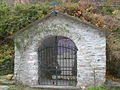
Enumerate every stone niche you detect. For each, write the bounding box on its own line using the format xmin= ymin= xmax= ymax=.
xmin=13 ymin=12 xmax=106 ymax=89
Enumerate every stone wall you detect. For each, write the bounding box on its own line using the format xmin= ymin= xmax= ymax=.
xmin=14 ymin=14 xmax=106 ymax=88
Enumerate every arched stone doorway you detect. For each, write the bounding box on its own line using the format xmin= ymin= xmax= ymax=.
xmin=38 ymin=36 xmax=78 ymax=86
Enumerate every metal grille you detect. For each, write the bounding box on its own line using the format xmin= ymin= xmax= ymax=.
xmin=38 ymin=36 xmax=77 ymax=86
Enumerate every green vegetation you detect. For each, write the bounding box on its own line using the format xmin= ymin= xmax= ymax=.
xmin=0 ymin=1 xmax=120 ymax=79
xmin=0 ymin=2 xmax=51 ymax=75
xmin=0 ymin=57 xmax=14 ymax=75
xmin=89 ymin=86 xmax=120 ymax=90
xmin=89 ymin=86 xmax=108 ymax=90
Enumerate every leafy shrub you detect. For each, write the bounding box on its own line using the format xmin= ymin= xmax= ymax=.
xmin=0 ymin=2 xmax=51 ymax=38
xmin=0 ymin=45 xmax=14 ymax=63
xmin=0 ymin=2 xmax=51 ymax=75
xmin=0 ymin=57 xmax=14 ymax=75
xmin=115 ymin=26 xmax=120 ymax=37
xmin=101 ymin=5 xmax=115 ymax=15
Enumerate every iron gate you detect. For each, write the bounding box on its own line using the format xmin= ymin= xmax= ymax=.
xmin=38 ymin=36 xmax=77 ymax=86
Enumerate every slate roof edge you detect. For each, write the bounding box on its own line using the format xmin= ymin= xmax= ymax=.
xmin=10 ymin=11 xmax=108 ymax=39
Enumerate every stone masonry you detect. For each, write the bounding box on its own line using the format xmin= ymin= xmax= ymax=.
xmin=14 ymin=12 xmax=106 ymax=88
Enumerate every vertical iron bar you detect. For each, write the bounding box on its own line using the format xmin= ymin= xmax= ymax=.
xmin=43 ymin=47 xmax=47 ymax=85
xmin=65 ymin=44 xmax=67 ymax=86
xmin=44 ymin=48 xmax=46 ymax=85
xmin=47 ymin=47 xmax=49 ymax=85
xmin=41 ymin=49 xmax=43 ymax=85
xmin=71 ymin=45 xmax=73 ymax=77
xmin=55 ymin=36 xmax=58 ymax=86
xmin=62 ymin=44 xmax=64 ymax=86
xmin=46 ymin=48 xmax=48 ymax=85
xmin=42 ymin=48 xmax=43 ymax=85
xmin=38 ymin=49 xmax=39 ymax=85
xmin=39 ymin=49 xmax=42 ymax=84
xmin=68 ymin=45 xmax=71 ymax=86
xmin=72 ymin=45 xmax=74 ymax=85
xmin=64 ymin=44 xmax=67 ymax=85
xmin=73 ymin=47 xmax=75 ymax=84
xmin=52 ymin=46 xmax=54 ymax=85
xmin=40 ymin=48 xmax=42 ymax=85
xmin=60 ymin=42 xmax=61 ymax=86
xmin=65 ymin=43 xmax=66 ymax=86
xmin=48 ymin=47 xmax=51 ymax=84
xmin=65 ymin=44 xmax=69 ymax=86
xmin=49 ymin=47 xmax=51 ymax=85
xmin=75 ymin=48 xmax=77 ymax=86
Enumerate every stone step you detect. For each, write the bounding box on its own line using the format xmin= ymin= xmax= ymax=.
xmin=31 ymin=85 xmax=80 ymax=90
